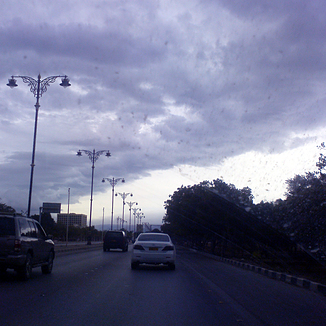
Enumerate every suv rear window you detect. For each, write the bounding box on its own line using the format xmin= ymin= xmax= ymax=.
xmin=18 ymin=218 xmax=30 ymax=236
xmin=0 ymin=216 xmax=15 ymax=236
xmin=106 ymin=232 xmax=123 ymax=238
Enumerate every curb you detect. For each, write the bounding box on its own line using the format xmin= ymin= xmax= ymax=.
xmin=191 ymin=249 xmax=326 ymax=296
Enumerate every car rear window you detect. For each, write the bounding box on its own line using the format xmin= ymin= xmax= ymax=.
xmin=0 ymin=217 xmax=15 ymax=236
xmin=138 ymin=234 xmax=170 ymax=242
xmin=106 ymin=232 xmax=123 ymax=238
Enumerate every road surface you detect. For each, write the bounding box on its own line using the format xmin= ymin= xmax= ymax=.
xmin=1 ymin=245 xmax=325 ymax=325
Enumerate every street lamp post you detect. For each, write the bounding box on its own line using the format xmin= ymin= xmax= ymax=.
xmin=132 ymin=207 xmax=141 ymax=236
xmin=102 ymin=207 xmax=105 ymax=242
xmin=102 ymin=177 xmax=125 ymax=230
xmin=38 ymin=207 xmax=44 ymax=225
xmin=138 ymin=212 xmax=145 ymax=233
xmin=7 ymin=74 xmax=71 ymax=217
xmin=126 ymin=201 xmax=138 ymax=231
xmin=66 ymin=187 xmax=70 ymax=247
xmin=122 ymin=218 xmax=128 ymax=230
xmin=137 ymin=212 xmax=145 ymax=224
xmin=77 ymin=149 xmax=111 ymax=244
xmin=116 ymin=192 xmax=133 ymax=230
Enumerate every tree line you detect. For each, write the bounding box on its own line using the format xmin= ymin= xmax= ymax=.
xmin=252 ymin=143 xmax=326 ymax=257
xmin=162 ymin=145 xmax=326 ymax=279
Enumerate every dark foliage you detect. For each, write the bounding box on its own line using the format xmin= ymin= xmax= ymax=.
xmin=31 ymin=212 xmax=56 ymax=235
xmin=0 ymin=202 xmax=16 ymax=214
xmin=163 ymin=177 xmax=326 ymax=278
xmin=257 ymin=173 xmax=326 ymax=251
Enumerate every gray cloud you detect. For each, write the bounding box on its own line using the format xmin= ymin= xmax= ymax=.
xmin=0 ymin=0 xmax=325 ymax=218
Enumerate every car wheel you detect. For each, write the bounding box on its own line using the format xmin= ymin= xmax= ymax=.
xmin=169 ymin=263 xmax=176 ymax=270
xmin=42 ymin=251 xmax=54 ymax=274
xmin=18 ymin=253 xmax=33 ymax=280
xmin=131 ymin=262 xmax=138 ymax=270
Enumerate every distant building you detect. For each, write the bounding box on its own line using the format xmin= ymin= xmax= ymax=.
xmin=57 ymin=213 xmax=87 ymax=227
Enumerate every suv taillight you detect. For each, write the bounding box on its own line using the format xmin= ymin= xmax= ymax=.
xmin=14 ymin=239 xmax=21 ymax=252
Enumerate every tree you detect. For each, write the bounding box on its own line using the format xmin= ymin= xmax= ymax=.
xmin=253 ymin=144 xmax=326 ymax=252
xmin=31 ymin=213 xmax=56 ymax=235
xmin=163 ymin=179 xmax=255 ymax=238
xmin=316 ymin=142 xmax=326 ymax=179
xmin=0 ymin=201 xmax=16 ymax=214
xmin=280 ymin=172 xmax=326 ymax=249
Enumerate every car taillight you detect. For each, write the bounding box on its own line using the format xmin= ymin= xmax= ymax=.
xmin=133 ymin=244 xmax=145 ymax=251
xmin=162 ymin=245 xmax=174 ymax=251
xmin=14 ymin=239 xmax=21 ymax=252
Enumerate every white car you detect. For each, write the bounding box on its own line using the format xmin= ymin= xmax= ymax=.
xmin=131 ymin=233 xmax=176 ymax=270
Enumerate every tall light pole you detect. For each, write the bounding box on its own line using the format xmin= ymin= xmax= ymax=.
xmin=137 ymin=212 xmax=145 ymax=233
xmin=137 ymin=212 xmax=145 ymax=224
xmin=116 ymin=192 xmax=132 ymax=230
xmin=102 ymin=207 xmax=105 ymax=242
xmin=121 ymin=217 xmax=128 ymax=230
xmin=126 ymin=201 xmax=138 ymax=231
xmin=7 ymin=74 xmax=71 ymax=217
xmin=132 ymin=207 xmax=141 ymax=237
xmin=77 ymin=149 xmax=111 ymax=244
xmin=102 ymin=177 xmax=125 ymax=230
xmin=117 ymin=216 xmax=122 ymax=230
xmin=66 ymin=188 xmax=70 ymax=247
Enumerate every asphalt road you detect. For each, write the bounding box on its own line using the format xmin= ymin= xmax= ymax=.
xmin=1 ymin=245 xmax=326 ymax=326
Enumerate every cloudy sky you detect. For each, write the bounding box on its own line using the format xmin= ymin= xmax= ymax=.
xmin=1 ymin=0 xmax=325 ymax=227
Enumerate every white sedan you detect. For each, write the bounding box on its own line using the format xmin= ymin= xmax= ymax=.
xmin=131 ymin=233 xmax=176 ymax=270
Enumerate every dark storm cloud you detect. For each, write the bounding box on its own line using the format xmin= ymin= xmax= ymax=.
xmin=0 ymin=0 xmax=326 ymax=215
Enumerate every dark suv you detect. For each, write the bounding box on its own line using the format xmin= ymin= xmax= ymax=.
xmin=103 ymin=231 xmax=128 ymax=252
xmin=0 ymin=213 xmax=55 ymax=280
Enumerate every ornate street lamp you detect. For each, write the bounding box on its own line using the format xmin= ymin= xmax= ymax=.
xmin=126 ymin=201 xmax=138 ymax=231
xmin=102 ymin=177 xmax=125 ymax=230
xmin=102 ymin=207 xmax=105 ymax=242
xmin=138 ymin=212 xmax=145 ymax=233
xmin=7 ymin=74 xmax=71 ymax=217
xmin=135 ymin=211 xmax=145 ymax=233
xmin=77 ymin=149 xmax=111 ymax=244
xmin=132 ymin=207 xmax=141 ymax=237
xmin=66 ymin=188 xmax=71 ymax=247
xmin=117 ymin=216 xmax=122 ymax=230
xmin=116 ymin=192 xmax=133 ymax=230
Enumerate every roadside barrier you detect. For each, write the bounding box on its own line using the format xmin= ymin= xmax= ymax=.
xmin=55 ymin=242 xmax=102 ymax=253
xmin=190 ymin=249 xmax=326 ymax=296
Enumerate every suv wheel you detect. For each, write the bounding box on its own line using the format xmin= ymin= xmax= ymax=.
xmin=131 ymin=262 xmax=139 ymax=270
xmin=169 ymin=263 xmax=176 ymax=270
xmin=42 ymin=251 xmax=54 ymax=274
xmin=18 ymin=253 xmax=33 ymax=280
